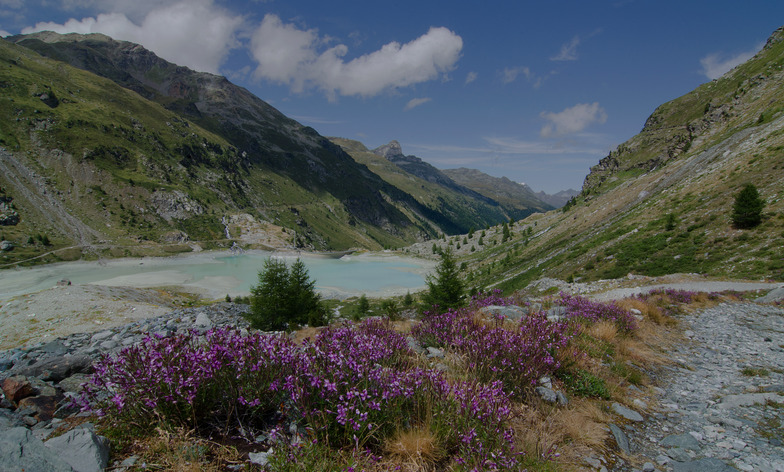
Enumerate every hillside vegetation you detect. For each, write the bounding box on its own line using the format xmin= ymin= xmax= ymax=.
xmin=0 ymin=33 xmax=549 ymax=266
xmin=407 ymin=27 xmax=784 ymax=290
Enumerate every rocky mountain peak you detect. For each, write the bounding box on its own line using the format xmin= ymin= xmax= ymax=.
xmin=372 ymin=140 xmax=404 ymax=159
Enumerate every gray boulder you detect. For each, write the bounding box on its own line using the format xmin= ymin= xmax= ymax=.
xmin=1 ymin=240 xmax=14 ymax=251
xmin=611 ymin=402 xmax=644 ymax=422
xmin=45 ymin=428 xmax=110 ymax=472
xmin=478 ymin=305 xmax=526 ymax=320
xmin=535 ymin=386 xmax=558 ymax=403
xmin=15 ymin=354 xmax=94 ymax=382
xmin=609 ymin=423 xmax=630 ymax=454
xmin=755 ymin=286 xmax=784 ymax=303
xmin=0 ymin=427 xmax=74 ymax=472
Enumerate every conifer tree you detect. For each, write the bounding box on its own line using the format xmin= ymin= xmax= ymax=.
xmin=421 ymin=247 xmax=464 ymax=313
xmin=732 ymin=183 xmax=765 ymax=229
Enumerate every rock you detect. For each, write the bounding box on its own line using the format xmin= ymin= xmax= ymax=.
xmin=56 ymin=279 xmax=72 ymax=286
xmin=406 ymin=336 xmax=426 ymax=355
xmin=0 ymin=427 xmax=74 ymax=472
xmin=479 ymin=305 xmax=526 ymax=320
xmin=426 ymin=347 xmax=444 ymax=359
xmin=671 ymin=458 xmax=736 ymax=472
xmin=45 ymin=428 xmax=110 ymax=472
xmin=539 ymin=376 xmax=553 ymax=389
xmin=195 ymin=312 xmax=212 ymax=328
xmin=718 ymin=392 xmax=783 ymax=408
xmin=17 ymin=393 xmax=62 ymax=422
xmin=546 ymin=305 xmax=567 ymax=321
xmin=642 ymin=462 xmax=656 ymax=472
xmin=755 ymin=286 xmax=784 ymax=303
xmin=58 ymin=374 xmax=90 ymax=393
xmin=535 ymin=386 xmax=558 ymax=403
xmin=660 ymin=433 xmax=701 ymax=451
xmin=248 ymin=448 xmax=273 ymax=466
xmin=1 ymin=375 xmax=35 ymax=405
xmin=609 ymin=423 xmax=630 ymax=454
xmin=0 ymin=358 xmax=13 ymax=372
xmin=666 ymin=447 xmax=692 ymax=462
xmin=1 ymin=240 xmax=14 ymax=251
xmin=15 ymin=354 xmax=94 ymax=382
xmin=611 ymin=402 xmax=644 ymax=422
xmin=556 ymin=391 xmax=569 ymax=406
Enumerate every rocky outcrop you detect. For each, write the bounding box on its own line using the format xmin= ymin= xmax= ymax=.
xmin=0 ymin=195 xmax=20 ymax=226
xmin=150 ymin=190 xmax=204 ymax=222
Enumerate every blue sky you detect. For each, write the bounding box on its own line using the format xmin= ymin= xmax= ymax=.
xmin=2 ymin=1 xmax=783 ymax=193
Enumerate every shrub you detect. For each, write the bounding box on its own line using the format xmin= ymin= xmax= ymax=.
xmin=732 ymin=183 xmax=765 ymax=229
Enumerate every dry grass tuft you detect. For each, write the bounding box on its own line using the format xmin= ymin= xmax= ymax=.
xmin=616 ymin=298 xmax=674 ymax=326
xmin=553 ymin=400 xmax=611 ymax=450
xmin=588 ymin=321 xmax=618 ymax=342
xmin=292 ymin=326 xmax=323 ymax=344
xmin=127 ymin=428 xmax=243 ymax=472
xmin=382 ymin=426 xmax=444 ymax=470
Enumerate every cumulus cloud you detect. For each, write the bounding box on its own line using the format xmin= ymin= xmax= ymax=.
xmin=404 ymin=97 xmax=431 ymax=110
xmin=21 ymin=0 xmax=243 ymax=73
xmin=551 ymin=35 xmax=580 ymax=61
xmin=0 ymin=29 xmax=10 ymax=37
xmin=465 ymin=71 xmax=477 ymax=84
xmin=700 ymin=44 xmax=762 ymax=80
xmin=501 ymin=66 xmax=530 ymax=84
xmin=250 ymin=14 xmax=463 ymax=99
xmin=540 ymin=102 xmax=607 ymax=138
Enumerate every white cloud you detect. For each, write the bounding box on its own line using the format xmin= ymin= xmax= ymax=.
xmin=0 ymin=29 xmax=10 ymax=37
xmin=501 ymin=66 xmax=530 ymax=84
xmin=700 ymin=43 xmax=762 ymax=80
xmin=465 ymin=71 xmax=477 ymax=84
xmin=249 ymin=15 xmax=463 ymax=99
xmin=551 ymin=35 xmax=580 ymax=61
xmin=404 ymin=97 xmax=431 ymax=111
xmin=540 ymin=102 xmax=607 ymax=137
xmin=21 ymin=0 xmax=243 ymax=73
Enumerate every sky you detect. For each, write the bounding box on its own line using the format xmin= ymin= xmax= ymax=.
xmin=2 ymin=1 xmax=783 ymax=193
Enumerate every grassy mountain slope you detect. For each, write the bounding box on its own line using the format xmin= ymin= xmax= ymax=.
xmin=441 ymin=167 xmax=554 ymax=217
xmin=0 ymin=36 xmax=434 ymax=265
xmin=331 ymin=138 xmax=546 ymax=234
xmin=408 ymin=27 xmax=784 ymax=289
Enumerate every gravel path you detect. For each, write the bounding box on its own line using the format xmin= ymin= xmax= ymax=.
xmin=611 ymin=301 xmax=784 ymax=472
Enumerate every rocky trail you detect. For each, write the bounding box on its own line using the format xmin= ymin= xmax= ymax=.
xmin=607 ymin=301 xmax=784 ymax=472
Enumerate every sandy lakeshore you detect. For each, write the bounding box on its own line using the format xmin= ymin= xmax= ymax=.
xmin=0 ymin=284 xmax=178 ymax=350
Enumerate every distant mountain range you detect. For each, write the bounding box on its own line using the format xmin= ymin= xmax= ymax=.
xmin=0 ymin=32 xmax=553 ymax=264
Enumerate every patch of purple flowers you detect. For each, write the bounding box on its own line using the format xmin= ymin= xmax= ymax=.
xmin=558 ymin=293 xmax=637 ymax=332
xmin=412 ymin=299 xmax=572 ymax=399
xmin=79 ymin=315 xmax=523 ymax=468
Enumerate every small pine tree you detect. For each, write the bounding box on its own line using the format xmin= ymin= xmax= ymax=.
xmin=403 ymin=291 xmax=414 ymax=307
xmin=732 ymin=183 xmax=765 ymax=229
xmin=421 ymin=247 xmax=464 ymax=313
xmin=357 ymin=294 xmax=370 ymax=315
xmin=665 ymin=213 xmax=677 ymax=231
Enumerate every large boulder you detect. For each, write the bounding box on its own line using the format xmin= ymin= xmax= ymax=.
xmin=15 ymin=354 xmax=94 ymax=382
xmin=45 ymin=428 xmax=110 ymax=472
xmin=0 ymin=427 xmax=74 ymax=472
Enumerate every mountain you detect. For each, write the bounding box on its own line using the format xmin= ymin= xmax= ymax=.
xmin=440 ymin=168 xmax=554 ymax=215
xmin=411 ymin=26 xmax=784 ymax=288
xmin=2 ymin=32 xmax=506 ymax=264
xmin=333 ymin=138 xmax=549 ymax=233
xmin=531 ymin=188 xmax=579 ymax=209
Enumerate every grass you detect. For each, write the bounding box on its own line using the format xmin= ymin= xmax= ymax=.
xmin=741 ymin=367 xmax=771 ymax=377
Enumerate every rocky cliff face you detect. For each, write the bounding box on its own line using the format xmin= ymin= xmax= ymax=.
xmin=581 ymin=26 xmax=784 ymax=197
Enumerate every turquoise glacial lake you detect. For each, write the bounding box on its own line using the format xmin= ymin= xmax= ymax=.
xmin=0 ymin=251 xmax=434 ymax=300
